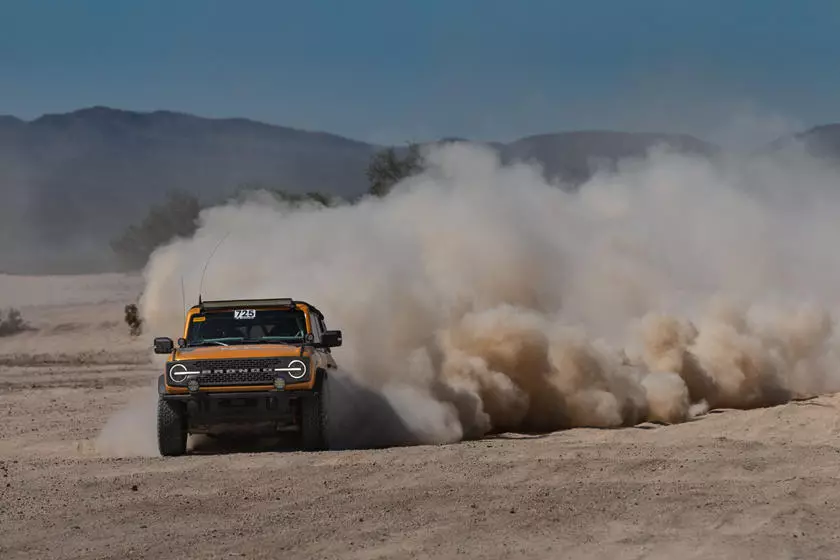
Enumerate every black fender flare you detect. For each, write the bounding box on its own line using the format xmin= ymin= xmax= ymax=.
xmin=313 ymin=368 xmax=328 ymax=392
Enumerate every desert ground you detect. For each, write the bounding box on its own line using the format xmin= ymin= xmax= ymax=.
xmin=3 ymin=273 xmax=840 ymax=559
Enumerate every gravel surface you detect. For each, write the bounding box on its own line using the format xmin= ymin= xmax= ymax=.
xmin=3 ymin=274 xmax=840 ymax=559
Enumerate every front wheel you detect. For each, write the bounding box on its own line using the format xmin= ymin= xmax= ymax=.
xmin=157 ymin=397 xmax=188 ymax=456
xmin=300 ymin=371 xmax=330 ymax=451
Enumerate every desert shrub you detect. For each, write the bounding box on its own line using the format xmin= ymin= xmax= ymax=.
xmin=124 ymin=304 xmax=142 ymax=336
xmin=0 ymin=308 xmax=29 ymax=337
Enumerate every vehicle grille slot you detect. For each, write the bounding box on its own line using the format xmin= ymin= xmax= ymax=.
xmin=186 ymin=357 xmax=290 ymax=386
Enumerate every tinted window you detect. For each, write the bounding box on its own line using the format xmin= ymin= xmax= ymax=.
xmin=186 ymin=309 xmax=308 ymax=345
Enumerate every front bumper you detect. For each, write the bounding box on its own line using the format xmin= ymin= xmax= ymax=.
xmin=157 ymin=375 xmax=317 ymax=399
xmin=157 ymin=375 xmax=319 ymax=433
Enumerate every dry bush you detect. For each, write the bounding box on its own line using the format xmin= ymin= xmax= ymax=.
xmin=0 ymin=308 xmax=30 ymax=337
xmin=124 ymin=304 xmax=142 ymax=336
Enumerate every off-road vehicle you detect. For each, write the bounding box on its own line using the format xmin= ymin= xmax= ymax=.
xmin=153 ymin=298 xmax=342 ymax=456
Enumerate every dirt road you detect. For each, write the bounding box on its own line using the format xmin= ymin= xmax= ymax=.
xmin=2 ymin=273 xmax=840 ymax=559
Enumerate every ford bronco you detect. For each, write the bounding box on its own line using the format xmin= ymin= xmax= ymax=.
xmin=153 ymin=298 xmax=342 ymax=456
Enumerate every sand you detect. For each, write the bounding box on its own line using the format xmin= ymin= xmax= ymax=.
xmin=2 ymin=273 xmax=840 ymax=559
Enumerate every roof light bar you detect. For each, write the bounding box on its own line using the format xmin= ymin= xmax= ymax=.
xmin=199 ymin=298 xmax=295 ymax=311
xmin=192 ymin=298 xmax=324 ymax=318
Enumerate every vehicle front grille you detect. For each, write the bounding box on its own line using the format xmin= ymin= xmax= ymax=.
xmin=171 ymin=357 xmax=308 ymax=386
xmin=197 ymin=369 xmax=275 ymax=386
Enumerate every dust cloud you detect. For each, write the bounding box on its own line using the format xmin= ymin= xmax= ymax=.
xmin=95 ymin=383 xmax=159 ymax=457
xmin=138 ymin=141 xmax=840 ymax=447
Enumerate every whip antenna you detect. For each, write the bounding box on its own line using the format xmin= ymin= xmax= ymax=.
xmin=180 ymin=275 xmax=187 ymax=322
xmin=198 ymin=231 xmax=230 ymax=303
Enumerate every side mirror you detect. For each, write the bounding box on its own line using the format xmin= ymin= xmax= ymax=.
xmin=320 ymin=330 xmax=342 ymax=348
xmin=154 ymin=337 xmax=174 ymax=354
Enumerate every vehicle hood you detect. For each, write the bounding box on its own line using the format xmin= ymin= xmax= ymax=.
xmin=173 ymin=344 xmax=309 ymax=361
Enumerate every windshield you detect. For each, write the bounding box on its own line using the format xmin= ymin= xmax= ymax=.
xmin=186 ymin=308 xmax=308 ymax=346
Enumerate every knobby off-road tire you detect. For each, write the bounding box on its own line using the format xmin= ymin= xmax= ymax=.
xmin=157 ymin=397 xmax=188 ymax=456
xmin=300 ymin=370 xmax=330 ymax=451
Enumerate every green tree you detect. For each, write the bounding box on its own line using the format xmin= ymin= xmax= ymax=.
xmin=366 ymin=143 xmax=424 ymax=197
xmin=262 ymin=189 xmax=341 ymax=208
xmin=110 ymin=190 xmax=201 ymax=270
xmin=231 ymin=183 xmax=342 ymax=208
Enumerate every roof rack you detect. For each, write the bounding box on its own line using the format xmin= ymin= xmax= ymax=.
xmin=194 ymin=298 xmax=324 ymax=318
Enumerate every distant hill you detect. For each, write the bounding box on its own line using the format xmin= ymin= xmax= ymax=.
xmin=0 ymin=106 xmax=721 ymax=273
xmin=498 ymin=130 xmax=718 ymax=184
xmin=763 ymin=123 xmax=840 ymax=161
xmin=0 ymin=107 xmax=377 ymax=252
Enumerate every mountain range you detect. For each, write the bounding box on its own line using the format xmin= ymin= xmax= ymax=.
xmin=1 ymin=106 xmax=838 ymax=274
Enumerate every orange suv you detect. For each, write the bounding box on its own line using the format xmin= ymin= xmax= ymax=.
xmin=153 ymin=298 xmax=342 ymax=456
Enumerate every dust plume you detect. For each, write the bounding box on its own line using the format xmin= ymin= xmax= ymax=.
xmin=95 ymin=384 xmax=159 ymax=457
xmin=138 ymin=141 xmax=840 ymax=447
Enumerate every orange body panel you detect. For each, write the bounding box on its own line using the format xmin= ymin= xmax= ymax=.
xmin=173 ymin=344 xmax=313 ymax=361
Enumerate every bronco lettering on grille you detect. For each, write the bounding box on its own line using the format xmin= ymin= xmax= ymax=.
xmin=181 ymin=357 xmax=303 ymax=386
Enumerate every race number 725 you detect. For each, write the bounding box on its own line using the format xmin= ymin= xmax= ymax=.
xmin=234 ymin=309 xmax=256 ymax=319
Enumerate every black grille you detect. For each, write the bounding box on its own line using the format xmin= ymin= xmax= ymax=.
xmin=171 ymin=357 xmax=306 ymax=386
xmin=197 ymin=369 xmax=275 ymax=386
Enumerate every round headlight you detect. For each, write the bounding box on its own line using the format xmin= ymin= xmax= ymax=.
xmin=287 ymin=359 xmax=307 ymax=380
xmin=169 ymin=363 xmax=189 ymax=382
xmin=169 ymin=363 xmax=199 ymax=383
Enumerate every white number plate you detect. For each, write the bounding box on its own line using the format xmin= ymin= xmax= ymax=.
xmin=234 ymin=309 xmax=256 ymax=319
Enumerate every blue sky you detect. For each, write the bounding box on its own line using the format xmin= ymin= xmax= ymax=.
xmin=2 ymin=0 xmax=839 ymax=145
